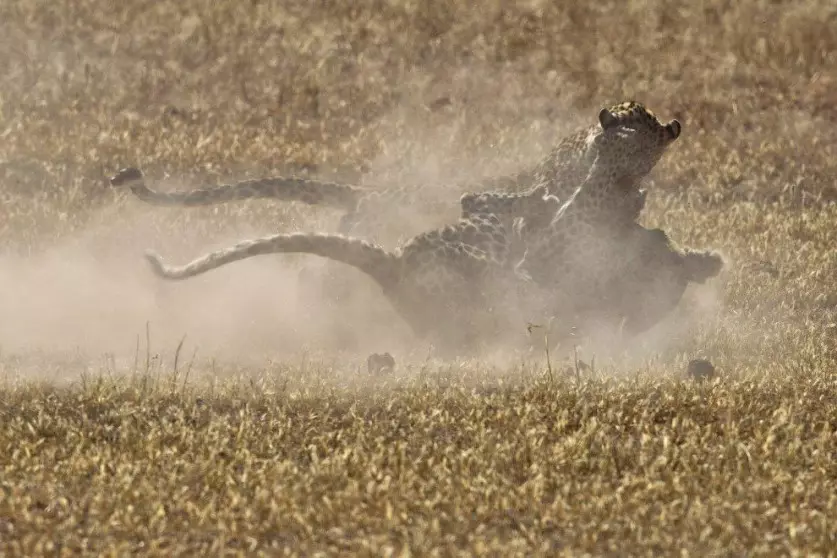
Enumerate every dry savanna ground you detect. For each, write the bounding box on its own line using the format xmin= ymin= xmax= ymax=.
xmin=1 ymin=0 xmax=837 ymax=555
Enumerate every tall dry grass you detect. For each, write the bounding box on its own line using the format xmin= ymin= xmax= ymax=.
xmin=1 ymin=0 xmax=836 ymax=554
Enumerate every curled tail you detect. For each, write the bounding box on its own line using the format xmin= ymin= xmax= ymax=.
xmin=144 ymin=233 xmax=398 ymax=287
xmin=110 ymin=167 xmax=361 ymax=210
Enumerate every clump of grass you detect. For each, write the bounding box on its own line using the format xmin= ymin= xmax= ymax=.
xmin=1 ymin=358 xmax=835 ymax=554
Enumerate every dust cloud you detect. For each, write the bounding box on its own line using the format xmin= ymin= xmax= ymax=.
xmin=0 ymin=62 xmax=727 ymax=377
xmin=0 ymin=206 xmax=414 ymax=373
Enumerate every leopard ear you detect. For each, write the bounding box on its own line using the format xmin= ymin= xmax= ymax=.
xmin=666 ymin=119 xmax=682 ymax=140
xmin=599 ymin=108 xmax=619 ymax=130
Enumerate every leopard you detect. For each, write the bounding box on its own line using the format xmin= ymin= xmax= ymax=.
xmin=138 ymin=182 xmax=561 ymax=356
xmin=453 ymin=102 xmax=723 ymax=341
xmin=108 ymin=166 xmax=514 ymax=350
xmin=108 ymin=102 xmax=681 ymax=238
xmin=456 ymin=101 xmax=683 ymax=229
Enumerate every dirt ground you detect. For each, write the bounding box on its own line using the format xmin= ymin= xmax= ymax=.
xmin=0 ymin=0 xmax=836 ymax=555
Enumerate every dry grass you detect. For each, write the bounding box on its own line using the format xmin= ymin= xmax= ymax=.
xmin=1 ymin=0 xmax=836 ymax=554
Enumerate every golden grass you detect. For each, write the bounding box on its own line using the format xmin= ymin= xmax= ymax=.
xmin=1 ymin=0 xmax=837 ymax=554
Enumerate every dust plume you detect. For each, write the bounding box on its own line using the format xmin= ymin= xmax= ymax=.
xmin=0 ymin=202 xmax=417 ymax=372
xmin=0 ymin=58 xmax=731 ymax=375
